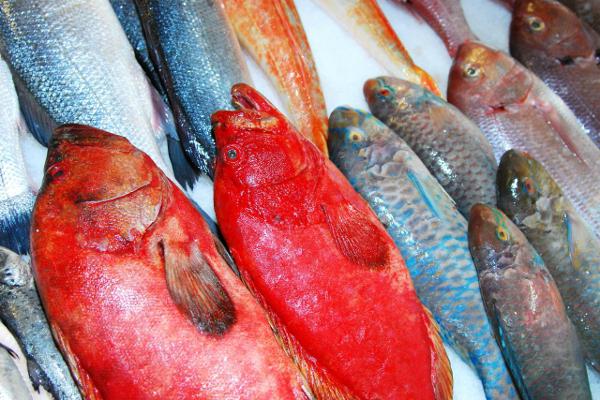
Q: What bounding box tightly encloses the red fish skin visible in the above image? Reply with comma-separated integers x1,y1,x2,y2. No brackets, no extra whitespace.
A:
394,0,478,57
213,84,452,400
31,125,308,400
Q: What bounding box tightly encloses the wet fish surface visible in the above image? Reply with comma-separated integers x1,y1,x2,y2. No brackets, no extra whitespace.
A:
497,150,600,371
511,0,600,148
327,107,517,400
0,247,80,399
214,84,453,400
364,77,497,218
136,0,250,177
448,41,600,240
30,124,307,399
0,340,32,400
469,204,592,400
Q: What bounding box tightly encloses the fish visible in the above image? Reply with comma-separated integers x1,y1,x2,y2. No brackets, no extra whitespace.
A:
312,0,442,96
497,149,600,371
510,0,600,148
136,0,250,177
468,204,592,400
364,76,497,218
30,124,308,399
559,0,600,33
327,107,517,400
0,55,36,255
0,341,32,400
0,0,194,186
394,0,478,57
221,0,329,155
0,247,80,399
447,41,600,240
213,83,452,400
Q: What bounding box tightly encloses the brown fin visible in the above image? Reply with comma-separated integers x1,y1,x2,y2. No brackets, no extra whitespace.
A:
321,203,389,268
162,241,236,335
421,307,453,400
50,322,100,399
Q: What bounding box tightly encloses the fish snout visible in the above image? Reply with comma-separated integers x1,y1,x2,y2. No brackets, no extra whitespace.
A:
363,79,382,105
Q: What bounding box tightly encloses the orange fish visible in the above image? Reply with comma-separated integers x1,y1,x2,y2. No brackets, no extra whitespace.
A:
30,124,309,399
313,0,442,96
213,84,452,399
221,0,329,155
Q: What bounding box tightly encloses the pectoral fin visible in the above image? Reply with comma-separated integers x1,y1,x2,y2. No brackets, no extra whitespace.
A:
163,241,236,335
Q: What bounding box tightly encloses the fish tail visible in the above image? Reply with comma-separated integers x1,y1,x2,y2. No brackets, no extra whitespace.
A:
422,307,453,400
0,192,35,255
471,339,520,400
166,132,205,190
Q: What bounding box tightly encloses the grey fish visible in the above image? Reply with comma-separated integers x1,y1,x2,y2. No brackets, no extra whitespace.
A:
328,107,518,400
0,341,32,400
468,204,592,400
0,55,34,255
136,0,250,176
0,247,80,399
497,149,600,372
0,0,179,181
364,76,497,218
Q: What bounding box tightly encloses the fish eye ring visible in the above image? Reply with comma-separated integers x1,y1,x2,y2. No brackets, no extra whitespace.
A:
224,145,241,163
463,65,480,79
349,131,364,143
528,17,545,32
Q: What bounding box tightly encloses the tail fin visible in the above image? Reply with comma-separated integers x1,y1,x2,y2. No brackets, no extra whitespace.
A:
0,192,35,255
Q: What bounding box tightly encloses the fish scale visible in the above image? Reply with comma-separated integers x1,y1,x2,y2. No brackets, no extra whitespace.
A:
328,107,517,400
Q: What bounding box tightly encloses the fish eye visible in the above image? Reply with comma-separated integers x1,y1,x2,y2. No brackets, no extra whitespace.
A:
224,145,241,163
348,130,364,143
528,17,545,32
379,88,391,97
496,226,509,242
522,177,535,195
463,64,481,79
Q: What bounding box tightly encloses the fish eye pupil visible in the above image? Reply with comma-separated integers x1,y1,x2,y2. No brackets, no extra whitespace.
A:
350,133,361,142
529,17,544,31
226,148,237,160
380,89,390,96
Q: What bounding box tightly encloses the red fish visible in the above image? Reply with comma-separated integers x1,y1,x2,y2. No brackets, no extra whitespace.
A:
30,125,308,399
213,84,453,400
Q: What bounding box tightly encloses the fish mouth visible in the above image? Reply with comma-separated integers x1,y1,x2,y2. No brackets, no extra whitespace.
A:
363,78,381,104
498,150,529,189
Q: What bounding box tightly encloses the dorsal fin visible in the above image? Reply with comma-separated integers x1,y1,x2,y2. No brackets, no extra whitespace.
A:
321,202,389,268
162,241,236,335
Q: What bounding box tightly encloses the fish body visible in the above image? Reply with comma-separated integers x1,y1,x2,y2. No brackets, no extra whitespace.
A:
0,247,80,400
0,341,32,400
448,41,600,240
327,107,517,400
468,204,592,400
0,56,35,255
510,0,600,148
136,0,250,176
364,77,497,218
221,0,329,154
395,0,478,56
312,0,442,96
497,150,600,371
0,0,176,178
559,0,600,33
30,124,307,399
213,84,452,400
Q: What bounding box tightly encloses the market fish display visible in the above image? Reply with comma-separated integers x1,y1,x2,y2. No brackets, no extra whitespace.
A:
222,0,329,155
327,107,517,400
559,0,600,33
0,247,80,400
0,56,35,255
396,0,478,57
469,204,592,400
448,41,600,240
0,340,32,400
497,150,600,371
214,84,452,400
30,124,308,399
312,0,442,96
137,0,250,177
510,0,600,148
0,0,177,180
364,77,497,218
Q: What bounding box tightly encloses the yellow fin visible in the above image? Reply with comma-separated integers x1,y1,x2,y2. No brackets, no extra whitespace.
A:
422,307,453,400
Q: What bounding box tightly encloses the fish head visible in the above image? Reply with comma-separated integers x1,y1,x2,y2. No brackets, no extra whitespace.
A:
449,42,533,112
213,84,317,189
468,204,526,272
511,0,594,59
364,77,434,118
38,124,165,252
328,106,399,177
497,149,561,223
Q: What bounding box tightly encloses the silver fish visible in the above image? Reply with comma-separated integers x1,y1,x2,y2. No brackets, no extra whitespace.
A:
0,247,80,399
0,341,32,400
136,0,250,176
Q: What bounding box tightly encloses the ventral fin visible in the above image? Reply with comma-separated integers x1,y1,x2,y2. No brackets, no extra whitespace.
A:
321,202,389,268
163,241,236,335
421,307,453,400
